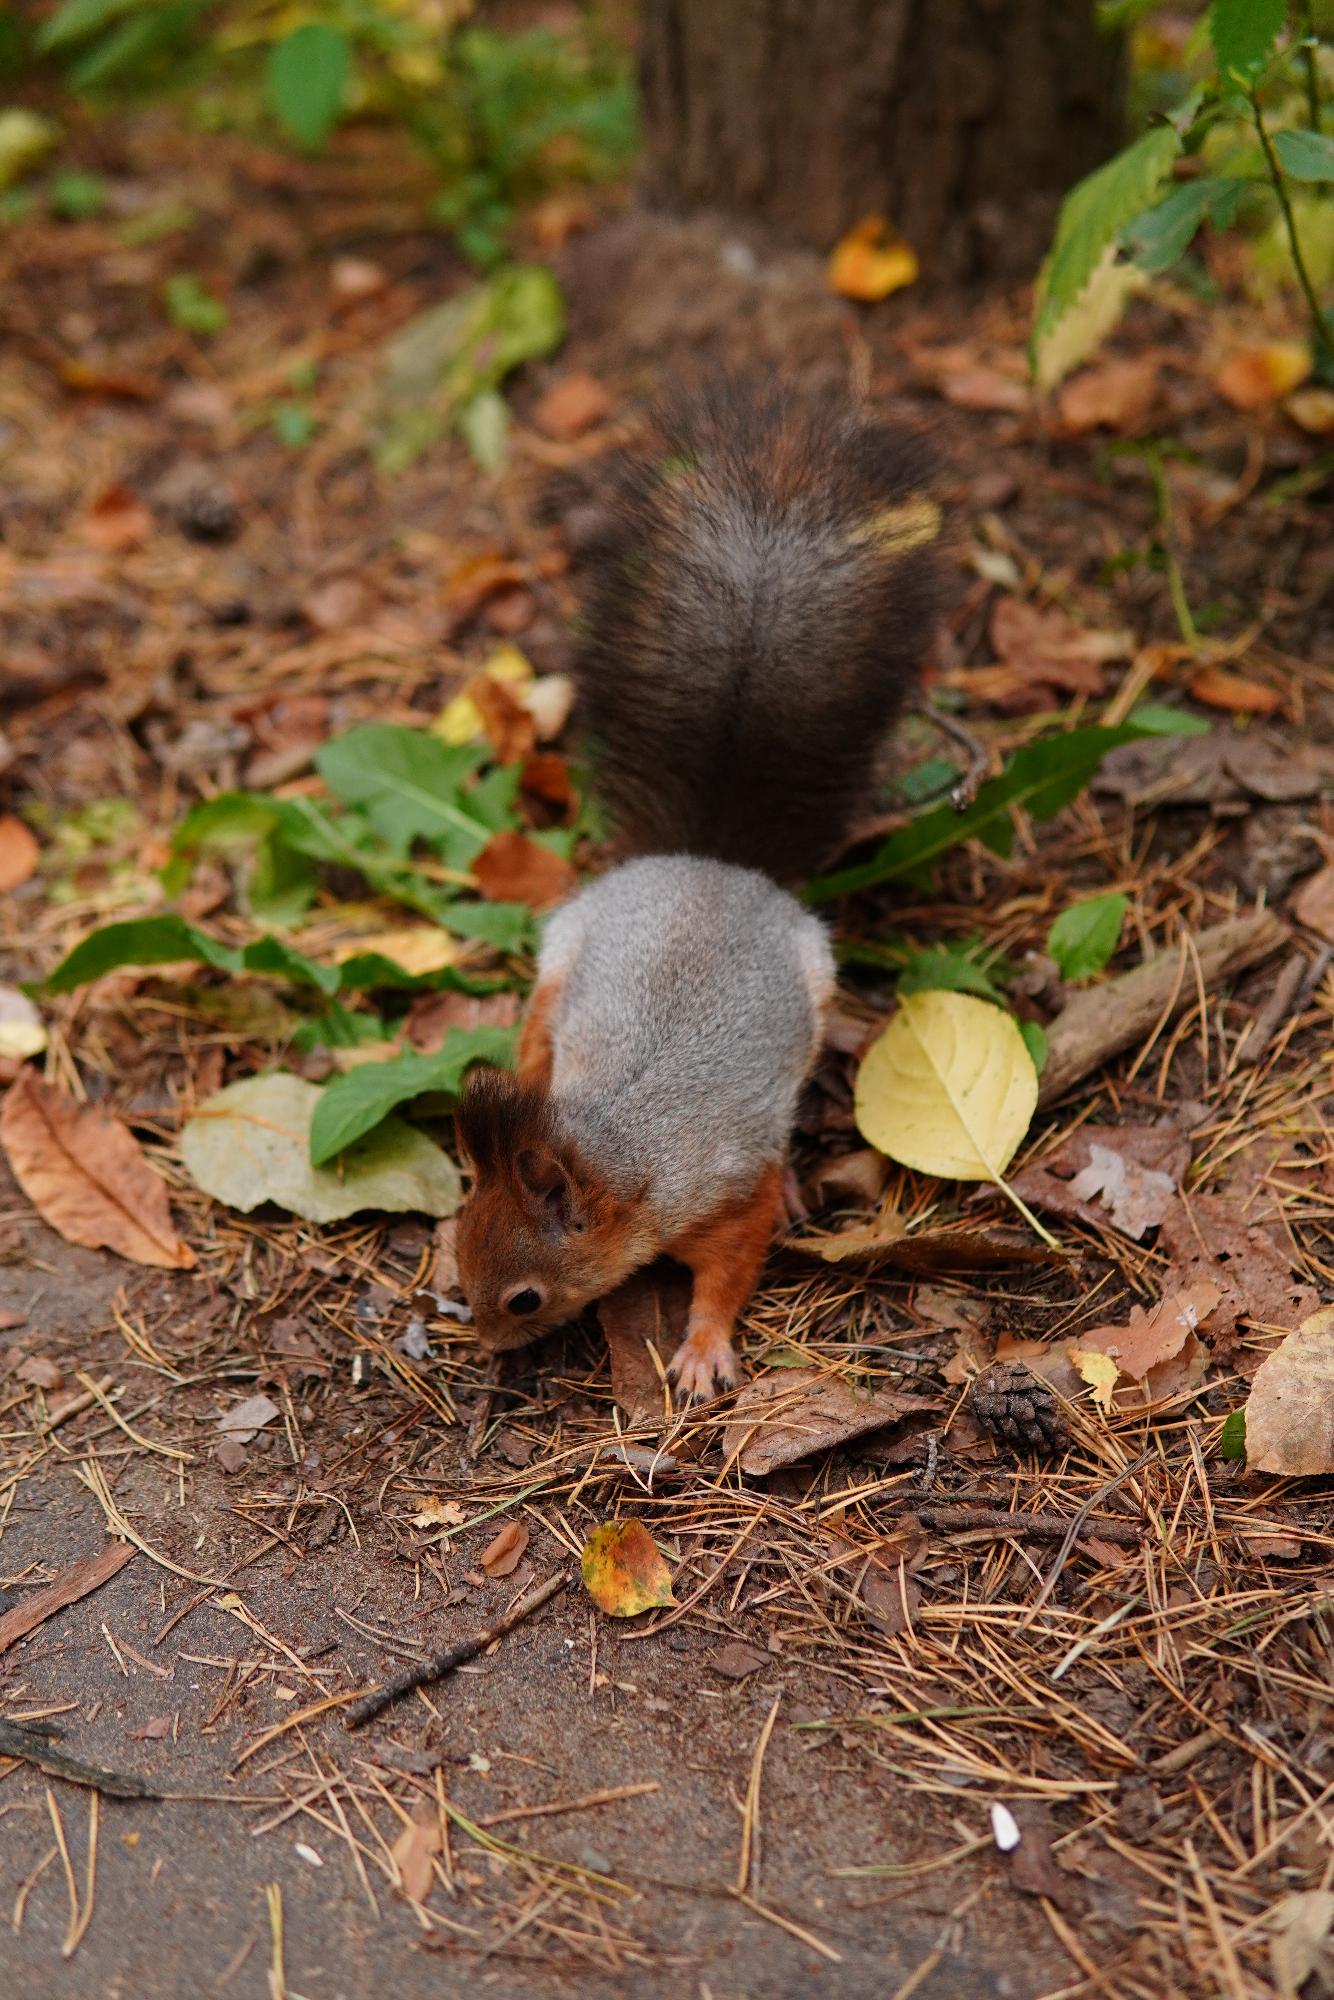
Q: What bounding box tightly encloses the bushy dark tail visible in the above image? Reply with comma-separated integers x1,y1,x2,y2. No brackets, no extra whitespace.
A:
573,376,943,884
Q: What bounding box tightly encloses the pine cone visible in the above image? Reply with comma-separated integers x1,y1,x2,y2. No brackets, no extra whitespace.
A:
173,483,240,543
970,1360,1068,1455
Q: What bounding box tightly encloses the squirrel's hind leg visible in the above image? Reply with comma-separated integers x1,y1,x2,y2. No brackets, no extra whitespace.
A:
664,1163,784,1403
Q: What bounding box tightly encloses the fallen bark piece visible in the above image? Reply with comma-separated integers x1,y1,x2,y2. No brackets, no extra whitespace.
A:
0,1542,135,1654
1245,1305,1334,1476
722,1368,938,1475
1,1069,195,1269
1038,911,1288,1105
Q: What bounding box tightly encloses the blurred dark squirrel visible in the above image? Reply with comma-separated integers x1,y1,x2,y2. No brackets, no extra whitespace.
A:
455,379,942,1398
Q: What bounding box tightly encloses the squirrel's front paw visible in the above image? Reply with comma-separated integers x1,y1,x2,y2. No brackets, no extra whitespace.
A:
667,1324,740,1404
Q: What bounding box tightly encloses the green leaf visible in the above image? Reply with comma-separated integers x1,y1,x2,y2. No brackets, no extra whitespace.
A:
1126,176,1244,273
437,900,534,953
806,714,1201,904
1047,893,1128,983
1019,1021,1048,1075
1033,126,1182,357
309,1027,516,1164
271,399,318,448
264,23,350,151
314,725,490,855
1209,0,1285,79
67,0,203,89
36,0,145,52
37,915,240,995
1219,1409,1247,1460
163,272,227,337
0,109,60,192
897,945,1008,1004
1273,127,1334,183
50,169,106,219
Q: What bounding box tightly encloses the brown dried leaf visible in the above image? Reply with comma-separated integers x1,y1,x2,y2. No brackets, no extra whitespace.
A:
532,372,612,440
941,365,1029,413
411,1497,467,1529
391,1812,442,1904
711,1641,769,1680
1066,1143,1178,1240
1244,1305,1334,1476
805,1148,889,1208
598,1263,689,1428
83,483,154,552
861,1564,921,1637
480,1519,529,1577
472,831,576,910
1057,357,1160,434
1158,1193,1317,1348
0,1070,195,1270
990,596,1132,699
218,1393,280,1442
1293,862,1334,943
1011,1123,1188,1238
128,1716,172,1741
1083,1281,1222,1382
1187,663,1282,716
722,1368,938,1476
1269,1888,1334,2000
405,988,520,1054
0,814,39,893
472,672,536,764
15,1354,64,1391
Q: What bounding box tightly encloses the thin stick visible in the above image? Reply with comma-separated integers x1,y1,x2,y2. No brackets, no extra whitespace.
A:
922,703,991,812
736,1696,780,1896
344,1569,572,1728
1017,1450,1152,1632
63,1790,98,1958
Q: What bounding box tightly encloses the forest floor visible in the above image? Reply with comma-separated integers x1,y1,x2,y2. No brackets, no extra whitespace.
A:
1,107,1332,2000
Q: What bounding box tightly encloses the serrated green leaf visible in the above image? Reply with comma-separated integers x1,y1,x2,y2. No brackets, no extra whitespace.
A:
898,946,1007,1004
68,0,203,89
36,0,144,53
1127,175,1244,273
1033,126,1182,355
315,725,489,854
807,714,1200,903
1273,127,1334,183
264,23,350,151
1209,0,1285,79
309,1027,516,1164
1219,1409,1246,1459
36,915,240,995
1047,893,1128,983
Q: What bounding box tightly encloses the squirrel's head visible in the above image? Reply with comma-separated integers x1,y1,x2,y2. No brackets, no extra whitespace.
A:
454,1070,645,1350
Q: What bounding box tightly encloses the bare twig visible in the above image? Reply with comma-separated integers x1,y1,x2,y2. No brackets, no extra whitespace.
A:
344,1569,572,1728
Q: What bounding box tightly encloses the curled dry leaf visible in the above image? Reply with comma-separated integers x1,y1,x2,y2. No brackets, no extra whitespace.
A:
597,1262,689,1429
391,1812,442,1904
471,830,577,910
991,596,1133,701
83,483,154,553
435,642,532,745
580,1520,675,1618
1082,1281,1221,1383
0,814,39,893
480,1519,530,1577
1187,663,1282,716
1244,1305,1334,1477
0,1069,195,1270
827,215,919,300
411,1497,467,1529
1214,342,1311,411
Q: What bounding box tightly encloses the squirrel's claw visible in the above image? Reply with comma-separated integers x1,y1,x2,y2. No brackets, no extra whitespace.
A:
667,1324,740,1404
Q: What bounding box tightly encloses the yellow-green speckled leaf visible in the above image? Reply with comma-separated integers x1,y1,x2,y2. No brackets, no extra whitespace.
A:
855,990,1038,1183
580,1520,675,1619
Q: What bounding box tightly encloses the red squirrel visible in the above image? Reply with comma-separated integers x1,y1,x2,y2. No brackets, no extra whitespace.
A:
455,379,941,1399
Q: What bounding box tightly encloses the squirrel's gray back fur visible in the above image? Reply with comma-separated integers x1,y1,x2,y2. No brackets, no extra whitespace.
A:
539,857,833,1236
574,375,941,883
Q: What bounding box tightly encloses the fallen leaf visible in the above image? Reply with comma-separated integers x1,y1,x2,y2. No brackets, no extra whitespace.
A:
15,1354,64,1391
1057,356,1160,434
1067,1143,1178,1240
0,815,39,892
471,672,535,764
580,1520,675,1618
405,988,520,1053
532,372,612,439
83,484,154,553
0,987,45,1065
788,1219,1061,1273
1286,387,1334,437
0,1070,195,1270
522,672,575,742
180,1073,461,1222
861,1565,921,1637
1097,732,1334,810
301,577,366,632
330,255,387,303
480,1520,530,1577
1215,342,1311,410
128,1716,172,1741
597,1264,689,1428
1068,1347,1119,1413
990,597,1132,702
806,1148,889,1208
1187,663,1282,716
1244,1304,1334,1476
1008,1808,1081,1911
391,1812,442,1904
1269,1888,1334,2000
472,831,576,909
1158,1193,1317,1348
216,1439,248,1474
411,1497,467,1529
940,365,1030,413
0,1543,135,1656
520,751,575,808
828,215,919,301
711,1641,768,1680
1294,862,1334,942
334,927,457,977
435,642,533,744
218,1393,280,1443
855,990,1039,1203
1084,1281,1222,1382
721,1368,938,1476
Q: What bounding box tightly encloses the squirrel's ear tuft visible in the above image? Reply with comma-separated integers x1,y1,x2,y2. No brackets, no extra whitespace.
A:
454,1068,554,1178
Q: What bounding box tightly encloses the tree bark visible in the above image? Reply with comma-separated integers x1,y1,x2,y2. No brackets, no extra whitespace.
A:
639,0,1125,280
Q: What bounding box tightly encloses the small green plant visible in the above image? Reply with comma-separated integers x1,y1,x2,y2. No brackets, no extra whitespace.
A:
163,270,227,335
1035,1,1333,384
49,167,105,217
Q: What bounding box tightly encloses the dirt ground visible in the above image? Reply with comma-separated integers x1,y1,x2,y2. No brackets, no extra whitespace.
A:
2,106,1332,2000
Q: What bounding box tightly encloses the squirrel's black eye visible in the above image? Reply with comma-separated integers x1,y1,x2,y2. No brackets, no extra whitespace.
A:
507,1287,541,1317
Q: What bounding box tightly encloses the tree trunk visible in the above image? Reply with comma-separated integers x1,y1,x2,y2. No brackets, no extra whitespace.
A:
639,0,1124,281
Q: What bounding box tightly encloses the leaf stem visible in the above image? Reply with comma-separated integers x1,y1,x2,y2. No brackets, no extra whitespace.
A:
1250,90,1334,377
1144,445,1198,650
1298,2,1322,134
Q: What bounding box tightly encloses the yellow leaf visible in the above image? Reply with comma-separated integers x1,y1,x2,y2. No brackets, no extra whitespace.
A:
434,643,534,746
580,1519,675,1618
828,216,919,302
333,927,456,976
1033,244,1146,389
1215,341,1311,411
855,991,1051,1243
1068,1346,1119,1414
